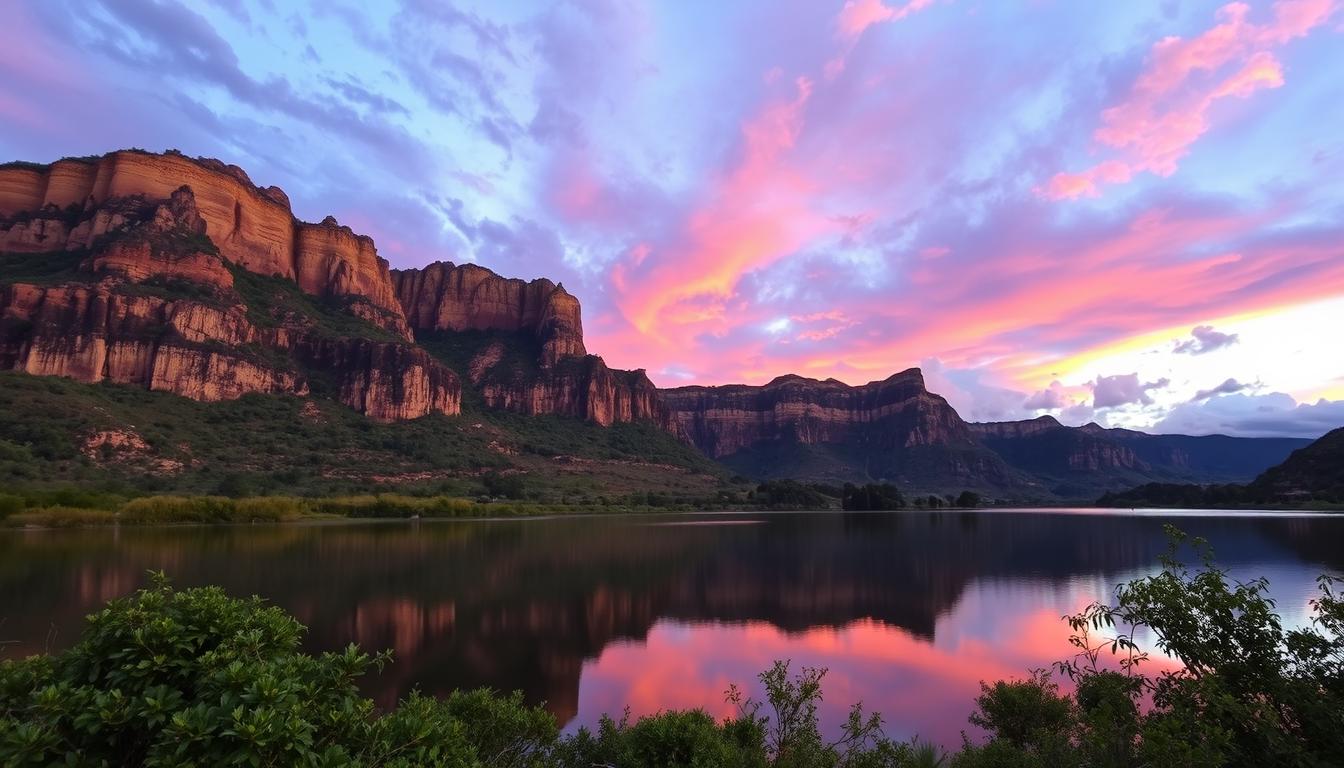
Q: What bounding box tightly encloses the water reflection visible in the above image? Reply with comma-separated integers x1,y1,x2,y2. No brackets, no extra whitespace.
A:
0,510,1340,746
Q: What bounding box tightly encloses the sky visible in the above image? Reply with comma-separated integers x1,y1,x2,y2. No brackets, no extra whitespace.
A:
2,0,1342,438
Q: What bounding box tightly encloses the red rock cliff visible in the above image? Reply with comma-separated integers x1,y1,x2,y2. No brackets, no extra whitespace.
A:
660,369,974,458
391,261,585,365
395,261,675,428
0,151,409,339
0,186,458,420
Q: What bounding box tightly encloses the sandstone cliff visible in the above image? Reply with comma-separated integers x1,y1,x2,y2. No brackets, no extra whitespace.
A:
395,261,673,428
0,185,458,420
467,344,670,427
391,261,585,366
0,151,410,339
661,370,1020,490
662,370,971,458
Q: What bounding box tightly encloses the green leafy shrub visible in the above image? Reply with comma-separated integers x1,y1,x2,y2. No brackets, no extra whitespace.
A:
0,575,556,767
952,526,1344,767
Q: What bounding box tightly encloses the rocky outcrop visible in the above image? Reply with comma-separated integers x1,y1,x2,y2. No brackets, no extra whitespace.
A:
0,281,304,401
294,339,459,422
0,151,410,339
662,370,972,458
474,351,671,427
660,370,1020,490
0,185,458,420
392,261,585,366
395,262,676,428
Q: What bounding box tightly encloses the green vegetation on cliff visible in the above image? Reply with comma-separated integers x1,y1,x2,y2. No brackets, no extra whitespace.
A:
0,371,733,505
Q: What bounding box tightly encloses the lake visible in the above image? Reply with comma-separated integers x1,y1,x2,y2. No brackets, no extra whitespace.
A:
2,509,1341,747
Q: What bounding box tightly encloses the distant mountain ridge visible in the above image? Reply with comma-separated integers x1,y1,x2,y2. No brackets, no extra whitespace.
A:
1098,427,1344,507
661,375,1313,500
662,369,1026,495
970,415,1311,500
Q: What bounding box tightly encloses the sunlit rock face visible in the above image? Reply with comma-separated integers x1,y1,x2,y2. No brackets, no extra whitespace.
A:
0,150,410,339
0,178,458,421
391,261,586,366
394,261,675,428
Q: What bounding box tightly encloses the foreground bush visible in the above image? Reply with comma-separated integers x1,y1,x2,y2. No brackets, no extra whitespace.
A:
951,526,1344,767
0,577,928,767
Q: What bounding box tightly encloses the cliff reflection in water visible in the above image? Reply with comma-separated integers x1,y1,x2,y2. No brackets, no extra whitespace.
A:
1,511,1341,744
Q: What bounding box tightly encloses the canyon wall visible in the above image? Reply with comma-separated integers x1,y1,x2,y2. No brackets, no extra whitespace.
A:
395,262,673,428
0,186,458,420
659,370,1020,490
971,416,1311,484
391,261,585,366
0,151,409,338
476,353,671,428
661,370,974,458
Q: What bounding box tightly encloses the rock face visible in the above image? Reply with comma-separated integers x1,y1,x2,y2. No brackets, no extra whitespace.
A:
0,184,458,420
0,151,410,339
395,261,671,428
392,261,585,366
661,370,1020,490
663,370,971,458
969,416,1146,472
475,353,671,428
0,150,661,428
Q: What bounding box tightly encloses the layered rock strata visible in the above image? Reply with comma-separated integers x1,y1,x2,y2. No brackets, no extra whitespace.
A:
396,262,672,428
0,150,410,338
0,186,458,420
467,345,671,427
661,370,973,458
391,261,585,366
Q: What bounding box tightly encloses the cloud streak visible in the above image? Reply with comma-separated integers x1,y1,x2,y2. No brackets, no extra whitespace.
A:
0,1,1340,437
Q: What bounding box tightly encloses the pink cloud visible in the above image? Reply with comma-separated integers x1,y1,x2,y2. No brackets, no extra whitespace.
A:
612,75,836,338
837,0,936,39
1046,0,1335,200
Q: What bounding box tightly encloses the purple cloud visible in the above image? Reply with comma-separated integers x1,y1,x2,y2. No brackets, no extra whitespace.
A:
1155,393,1344,439
1191,377,1252,402
1173,324,1240,355
1090,374,1171,409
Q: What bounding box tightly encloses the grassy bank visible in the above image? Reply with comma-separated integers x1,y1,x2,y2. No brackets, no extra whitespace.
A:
0,493,673,528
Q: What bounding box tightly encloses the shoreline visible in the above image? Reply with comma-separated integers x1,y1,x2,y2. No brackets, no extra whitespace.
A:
4,500,1340,531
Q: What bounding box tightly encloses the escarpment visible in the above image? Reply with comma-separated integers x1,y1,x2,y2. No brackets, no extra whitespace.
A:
661,370,974,458
0,150,410,339
391,261,585,366
394,261,672,428
0,149,665,429
660,370,1020,489
0,184,458,420
464,343,671,427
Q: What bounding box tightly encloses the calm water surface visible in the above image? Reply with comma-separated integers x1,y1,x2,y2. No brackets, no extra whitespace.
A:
2,509,1342,747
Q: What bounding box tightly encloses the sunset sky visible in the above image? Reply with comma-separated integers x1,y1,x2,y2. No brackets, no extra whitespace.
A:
2,0,1342,436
